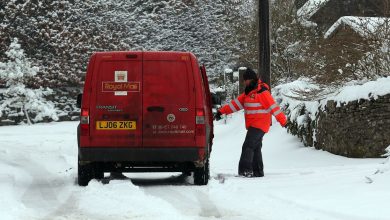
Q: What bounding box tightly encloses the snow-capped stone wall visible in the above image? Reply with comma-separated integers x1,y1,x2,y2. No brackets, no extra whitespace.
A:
315,94,390,158
275,77,390,158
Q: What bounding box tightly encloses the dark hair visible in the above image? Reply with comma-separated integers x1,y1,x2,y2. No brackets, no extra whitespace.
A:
243,68,258,81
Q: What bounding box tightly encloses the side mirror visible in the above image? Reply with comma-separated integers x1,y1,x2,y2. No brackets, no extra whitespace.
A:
76,94,82,108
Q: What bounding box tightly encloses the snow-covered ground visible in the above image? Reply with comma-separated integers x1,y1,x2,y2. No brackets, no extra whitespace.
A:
1,112,389,220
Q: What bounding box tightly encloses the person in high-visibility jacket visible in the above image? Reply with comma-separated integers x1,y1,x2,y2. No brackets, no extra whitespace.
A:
215,68,287,177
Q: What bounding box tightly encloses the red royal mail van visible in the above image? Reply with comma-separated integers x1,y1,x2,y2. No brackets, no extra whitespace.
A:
76,51,214,186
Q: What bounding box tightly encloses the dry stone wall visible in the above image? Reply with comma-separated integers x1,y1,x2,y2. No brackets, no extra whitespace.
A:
287,94,390,158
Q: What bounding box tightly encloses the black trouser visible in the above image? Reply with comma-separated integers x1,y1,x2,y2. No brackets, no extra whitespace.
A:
238,127,265,175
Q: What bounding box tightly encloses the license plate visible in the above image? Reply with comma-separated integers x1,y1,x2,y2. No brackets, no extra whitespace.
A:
96,121,136,130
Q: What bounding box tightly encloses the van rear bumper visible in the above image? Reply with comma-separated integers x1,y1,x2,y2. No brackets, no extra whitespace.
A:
78,147,200,162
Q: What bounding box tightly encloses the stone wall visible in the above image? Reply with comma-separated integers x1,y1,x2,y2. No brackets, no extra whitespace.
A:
287,94,390,158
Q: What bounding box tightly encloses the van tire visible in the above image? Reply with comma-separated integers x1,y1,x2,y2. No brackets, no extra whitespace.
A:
78,157,93,186
182,171,191,177
194,159,209,185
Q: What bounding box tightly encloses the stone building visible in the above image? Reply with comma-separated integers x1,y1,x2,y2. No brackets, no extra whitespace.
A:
321,16,390,73
291,1,390,158
311,0,390,31
296,0,390,77
297,0,390,31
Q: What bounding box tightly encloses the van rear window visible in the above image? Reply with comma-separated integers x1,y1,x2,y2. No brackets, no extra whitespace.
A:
143,61,190,105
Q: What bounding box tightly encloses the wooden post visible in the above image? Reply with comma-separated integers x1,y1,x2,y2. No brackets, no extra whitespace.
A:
258,0,271,88
225,69,234,83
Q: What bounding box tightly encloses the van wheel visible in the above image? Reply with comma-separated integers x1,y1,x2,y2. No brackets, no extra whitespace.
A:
182,171,191,177
78,157,93,186
194,159,209,185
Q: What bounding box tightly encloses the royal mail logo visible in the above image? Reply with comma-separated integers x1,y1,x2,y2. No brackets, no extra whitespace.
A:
116,74,126,81
102,82,140,92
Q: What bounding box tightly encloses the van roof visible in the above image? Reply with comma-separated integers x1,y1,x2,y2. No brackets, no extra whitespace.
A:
93,51,196,61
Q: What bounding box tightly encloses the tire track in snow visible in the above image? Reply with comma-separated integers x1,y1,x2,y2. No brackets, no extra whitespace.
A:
264,192,385,220
17,155,81,220
136,174,229,219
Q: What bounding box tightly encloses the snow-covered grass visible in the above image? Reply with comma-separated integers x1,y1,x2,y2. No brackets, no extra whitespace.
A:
0,114,389,219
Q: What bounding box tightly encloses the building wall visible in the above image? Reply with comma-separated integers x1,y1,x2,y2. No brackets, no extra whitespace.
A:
320,26,372,77
294,0,309,9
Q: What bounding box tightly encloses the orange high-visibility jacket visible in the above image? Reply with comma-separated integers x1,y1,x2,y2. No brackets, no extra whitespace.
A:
219,80,287,133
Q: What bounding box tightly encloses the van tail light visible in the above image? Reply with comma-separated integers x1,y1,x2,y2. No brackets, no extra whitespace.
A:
80,108,89,136
196,109,206,136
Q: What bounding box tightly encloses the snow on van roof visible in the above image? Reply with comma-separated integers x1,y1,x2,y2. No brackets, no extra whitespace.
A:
324,16,390,39
297,0,330,27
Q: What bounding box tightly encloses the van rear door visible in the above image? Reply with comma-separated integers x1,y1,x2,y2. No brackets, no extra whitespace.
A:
89,52,143,147
200,64,214,148
142,52,196,147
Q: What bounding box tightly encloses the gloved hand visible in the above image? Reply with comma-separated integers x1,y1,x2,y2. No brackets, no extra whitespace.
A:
214,110,222,121
282,118,290,128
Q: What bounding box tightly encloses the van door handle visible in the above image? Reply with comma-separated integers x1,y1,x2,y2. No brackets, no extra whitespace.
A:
147,106,165,112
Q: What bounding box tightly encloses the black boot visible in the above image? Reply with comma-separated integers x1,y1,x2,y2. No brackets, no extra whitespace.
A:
253,171,264,177
239,171,254,178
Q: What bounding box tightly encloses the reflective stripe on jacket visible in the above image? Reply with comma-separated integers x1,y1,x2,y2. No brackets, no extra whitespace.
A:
219,80,287,133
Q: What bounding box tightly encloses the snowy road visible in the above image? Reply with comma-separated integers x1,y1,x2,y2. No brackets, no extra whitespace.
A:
1,112,389,220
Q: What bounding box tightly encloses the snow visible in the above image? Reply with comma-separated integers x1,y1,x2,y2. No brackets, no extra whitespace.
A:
297,0,329,18
273,78,321,123
2,0,254,85
0,38,39,86
273,76,390,123
224,68,233,74
324,77,390,104
0,39,59,122
324,16,390,39
384,146,390,157
78,181,189,220
210,86,225,93
0,113,389,219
